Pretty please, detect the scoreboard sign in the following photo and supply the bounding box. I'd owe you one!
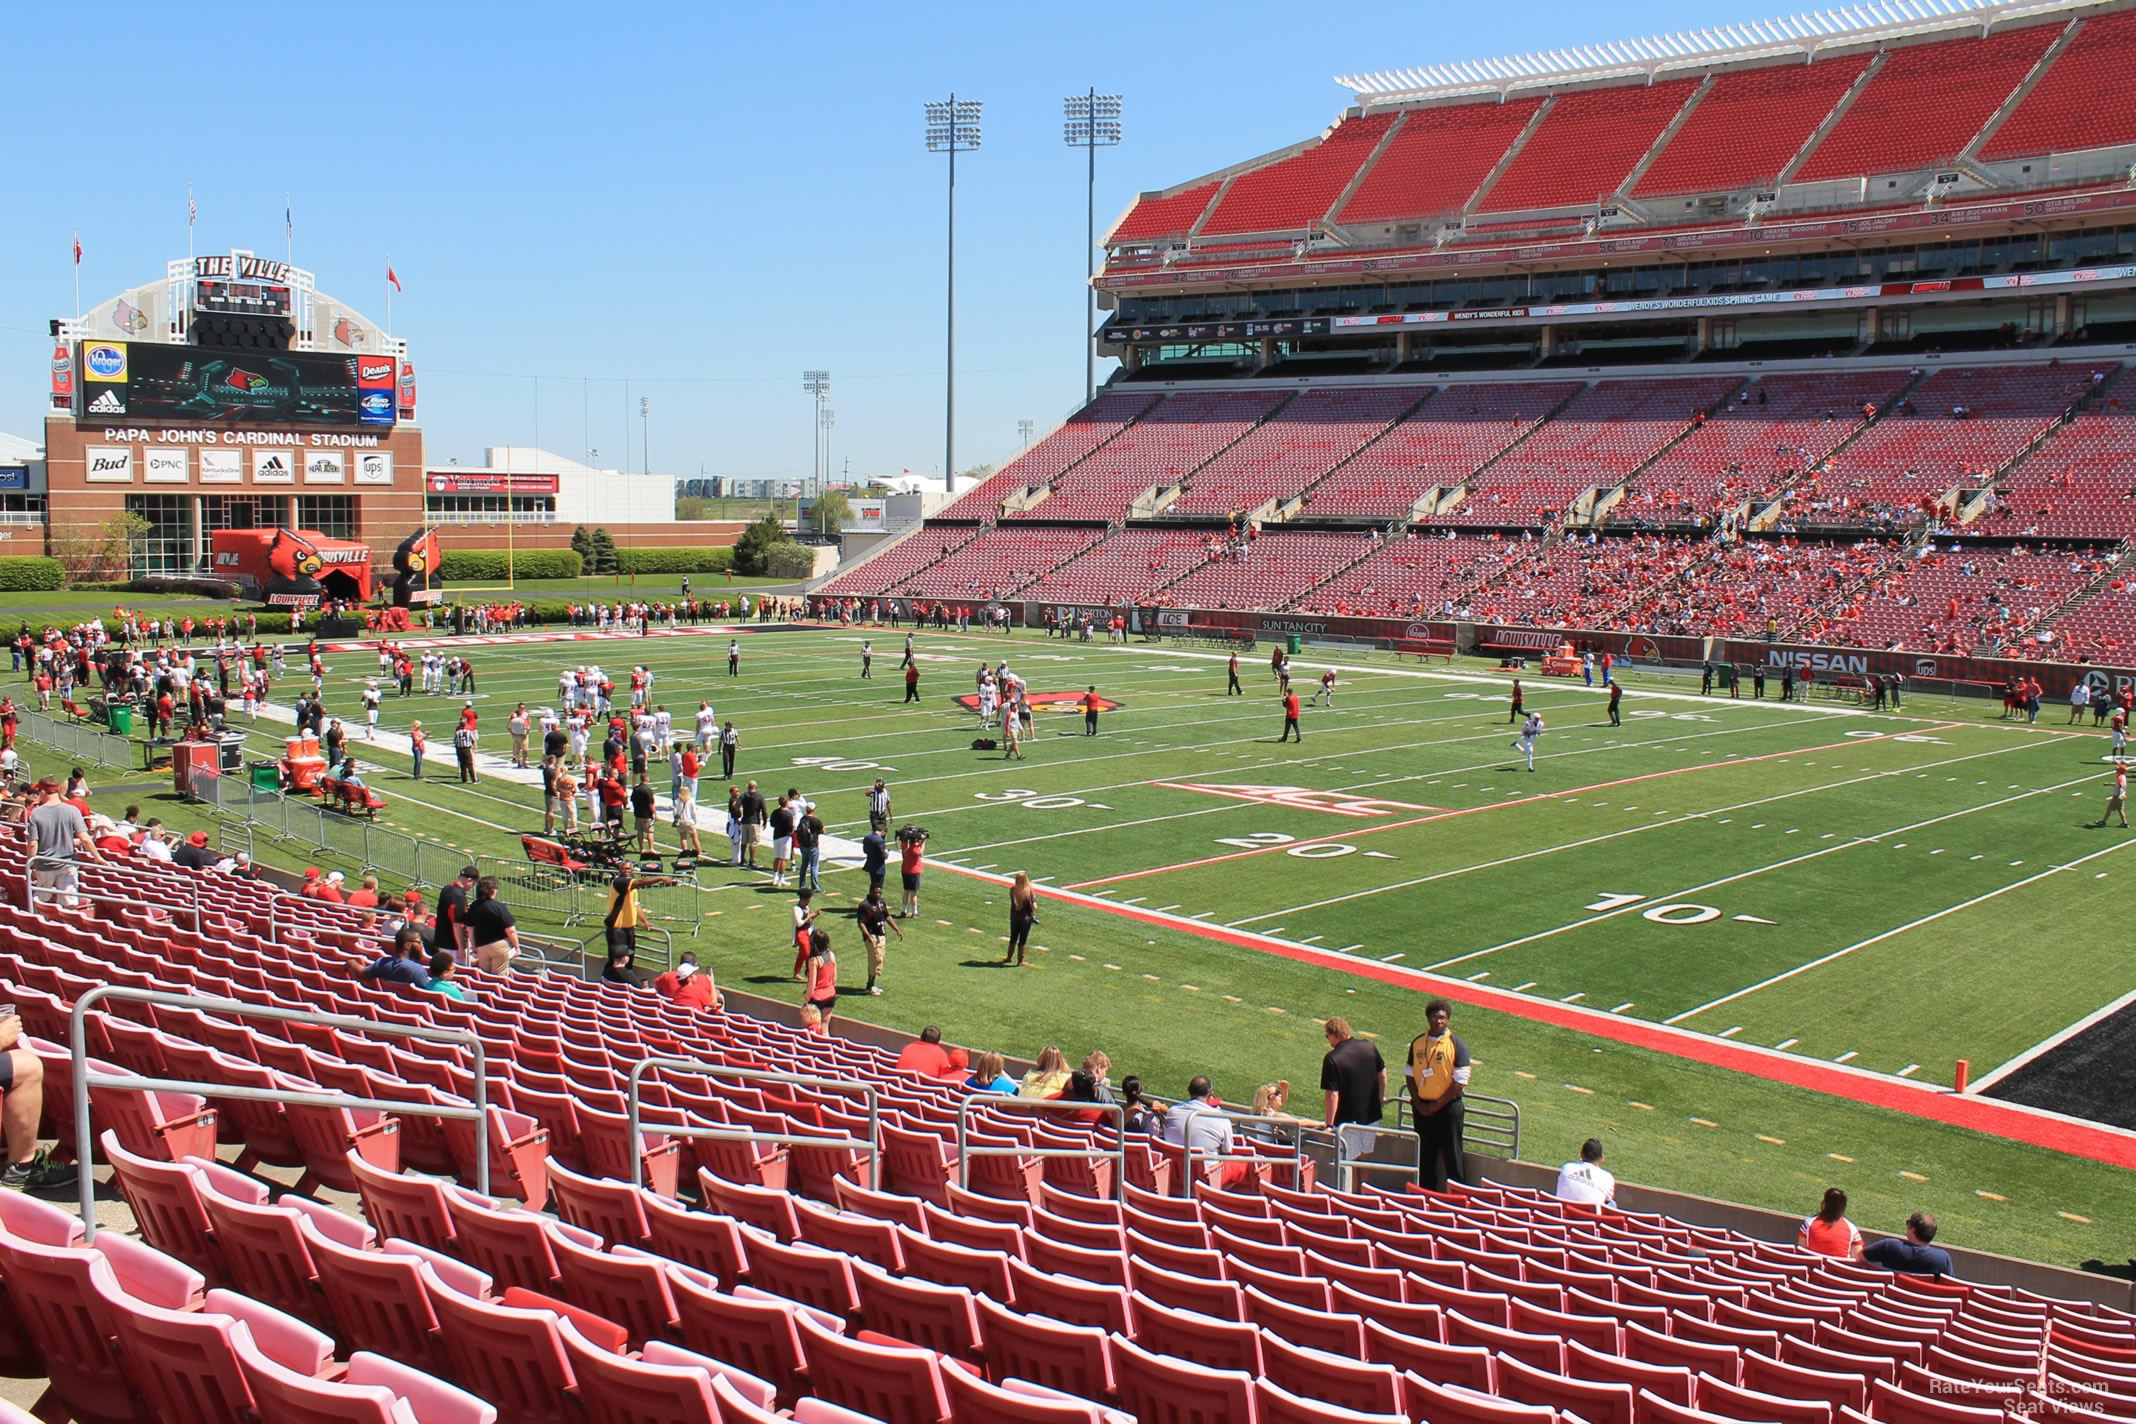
[81,343,396,429]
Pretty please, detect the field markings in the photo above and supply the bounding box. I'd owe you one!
[1072,721,1969,893]
[1664,831,2136,1026]
[1419,770,2099,979]
[1968,983,2136,1093]
[1228,739,2037,926]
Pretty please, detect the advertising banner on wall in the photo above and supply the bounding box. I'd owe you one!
[355,452,394,485]
[304,450,346,483]
[142,448,188,483]
[84,447,134,482]
[424,471,558,495]
[198,449,243,484]
[252,450,294,484]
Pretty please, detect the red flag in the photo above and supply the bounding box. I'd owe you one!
[386,265,402,292]
[72,232,81,266]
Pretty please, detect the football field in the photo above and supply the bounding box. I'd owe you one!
[174,621,2136,1262]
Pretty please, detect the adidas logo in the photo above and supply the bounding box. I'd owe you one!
[87,389,125,414]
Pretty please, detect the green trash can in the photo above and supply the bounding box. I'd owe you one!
[1717,664,1736,691]
[1286,633,1303,656]
[107,706,133,736]
[250,763,281,793]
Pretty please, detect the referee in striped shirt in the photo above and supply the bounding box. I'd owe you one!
[867,779,893,834]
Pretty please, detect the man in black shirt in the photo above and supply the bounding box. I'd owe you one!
[543,723,569,763]
[796,800,824,893]
[768,795,797,890]
[630,773,658,854]
[855,885,902,996]
[1321,1016,1387,1177]
[737,782,767,869]
[464,876,519,975]
[171,830,214,870]
[860,829,888,897]
[434,866,478,964]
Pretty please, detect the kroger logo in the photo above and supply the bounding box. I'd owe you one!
[85,344,126,378]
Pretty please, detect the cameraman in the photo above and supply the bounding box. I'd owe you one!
[897,824,927,919]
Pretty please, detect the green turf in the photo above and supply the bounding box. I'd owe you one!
[35,624,2136,1265]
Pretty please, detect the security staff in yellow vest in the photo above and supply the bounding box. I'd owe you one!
[1405,999,1471,1191]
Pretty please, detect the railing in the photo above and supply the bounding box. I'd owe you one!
[26,853,203,928]
[956,1097,1128,1201]
[579,923,674,976]
[1323,1120,1423,1193]
[624,1058,879,1191]
[1393,1090,1523,1162]
[13,708,136,769]
[1177,1109,1310,1191]
[69,984,494,1239]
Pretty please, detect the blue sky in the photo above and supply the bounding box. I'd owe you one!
[2,1,1780,488]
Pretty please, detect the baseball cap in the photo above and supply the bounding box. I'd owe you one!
[187,831,210,847]
[459,865,480,880]
[327,871,345,884]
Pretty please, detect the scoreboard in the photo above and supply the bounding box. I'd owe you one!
[194,278,292,317]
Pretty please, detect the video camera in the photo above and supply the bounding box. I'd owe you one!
[895,824,929,846]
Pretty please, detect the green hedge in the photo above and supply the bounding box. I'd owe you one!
[438,549,583,581]
[0,558,65,591]
[615,547,735,575]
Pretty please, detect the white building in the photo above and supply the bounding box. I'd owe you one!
[423,447,680,526]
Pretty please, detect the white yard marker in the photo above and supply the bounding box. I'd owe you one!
[1380,952,1406,963]
[1897,1064,1921,1078]
[1719,1026,1743,1038]
[1611,1002,1635,1013]
[1561,992,1585,1003]
[1513,981,1538,992]
[1336,944,1365,954]
[1467,971,1492,981]
[1775,1038,1799,1050]
[1834,1050,1858,1063]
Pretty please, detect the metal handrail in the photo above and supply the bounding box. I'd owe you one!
[1174,1108,1310,1189]
[69,984,494,1238]
[1392,1090,1523,1162]
[578,923,674,975]
[956,1097,1128,1201]
[625,1057,879,1191]
[1323,1120,1424,1192]
[27,853,202,928]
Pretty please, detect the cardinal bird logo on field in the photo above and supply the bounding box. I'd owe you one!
[954,691,1119,714]
[263,528,326,605]
[391,527,443,607]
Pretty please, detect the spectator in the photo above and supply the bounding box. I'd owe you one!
[1321,1016,1386,1164]
[171,829,213,871]
[434,865,478,964]
[28,779,102,908]
[1555,1138,1617,1206]
[426,953,473,1002]
[358,929,433,988]
[1406,999,1471,1192]
[1120,1075,1166,1135]
[136,821,172,863]
[1081,1051,1116,1103]
[0,1009,51,1191]
[653,952,720,1010]
[464,876,520,975]
[345,874,380,910]
[964,1051,1018,1095]
[1798,1187,1864,1259]
[1249,1082,1311,1142]
[1161,1076,1246,1186]
[1063,1070,1109,1126]
[1864,1211,1954,1277]
[895,1025,953,1078]
[802,929,837,1032]
[1019,1045,1071,1099]
[319,871,348,904]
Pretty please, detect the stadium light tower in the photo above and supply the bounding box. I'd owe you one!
[802,370,831,499]
[1064,89,1122,405]
[1017,418,1035,449]
[820,407,836,497]
[925,94,981,492]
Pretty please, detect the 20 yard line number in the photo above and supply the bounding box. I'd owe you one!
[975,787,1097,810]
[1215,831,1365,859]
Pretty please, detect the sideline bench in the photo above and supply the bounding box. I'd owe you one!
[319,776,388,820]
[522,835,597,877]
[1386,638,1456,663]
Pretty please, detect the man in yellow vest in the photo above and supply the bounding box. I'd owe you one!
[1406,999,1471,1191]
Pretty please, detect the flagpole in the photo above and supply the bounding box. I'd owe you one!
[385,258,392,336]
[72,229,79,320]
[285,196,292,266]
[187,183,194,265]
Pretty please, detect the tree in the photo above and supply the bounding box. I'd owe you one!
[731,512,797,576]
[569,525,594,563]
[54,511,149,585]
[808,490,854,537]
[958,463,995,487]
[588,527,621,575]
[675,496,717,521]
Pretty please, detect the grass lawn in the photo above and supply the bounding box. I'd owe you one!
[27,623,2136,1266]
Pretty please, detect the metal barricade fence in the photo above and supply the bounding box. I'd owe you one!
[956,1097,1127,1200]
[70,984,495,1238]
[18,709,135,769]
[624,1059,880,1191]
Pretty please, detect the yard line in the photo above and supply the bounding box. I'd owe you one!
[1424,771,2099,978]
[1898,1064,1921,1078]
[1664,834,2136,1025]
[1231,740,2035,925]
[1775,1038,1799,1050]
[1969,985,2136,1092]
[1834,1051,1858,1063]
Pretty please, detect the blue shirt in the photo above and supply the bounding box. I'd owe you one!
[360,955,431,989]
[1864,1238,1955,1277]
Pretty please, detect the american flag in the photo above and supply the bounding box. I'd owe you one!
[187,188,196,227]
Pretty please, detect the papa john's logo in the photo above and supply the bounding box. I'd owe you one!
[954,691,1120,714]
